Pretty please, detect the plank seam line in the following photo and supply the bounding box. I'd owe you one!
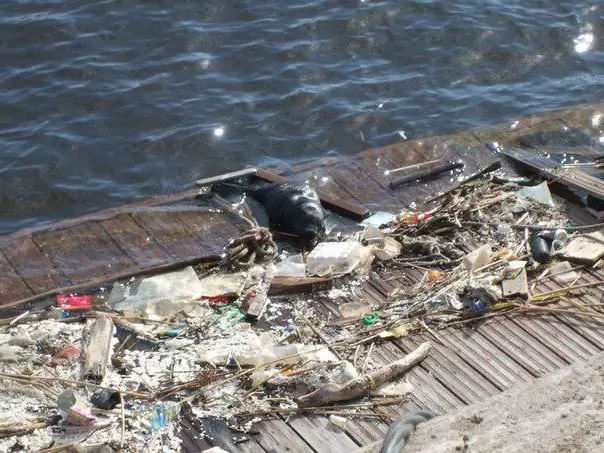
[474,329,541,378]
[0,248,35,296]
[95,220,138,269]
[391,341,470,406]
[30,233,74,286]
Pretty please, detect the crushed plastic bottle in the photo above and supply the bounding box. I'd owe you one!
[306,241,364,276]
[150,401,181,431]
[109,267,207,321]
[273,254,306,278]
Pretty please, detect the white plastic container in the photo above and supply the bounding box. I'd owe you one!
[306,241,364,276]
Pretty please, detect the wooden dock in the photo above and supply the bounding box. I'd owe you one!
[1,102,604,452]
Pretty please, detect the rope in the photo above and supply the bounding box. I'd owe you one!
[461,220,604,232]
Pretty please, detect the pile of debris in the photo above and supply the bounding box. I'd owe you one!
[1,164,603,453]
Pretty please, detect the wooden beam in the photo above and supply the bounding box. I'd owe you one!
[83,317,114,383]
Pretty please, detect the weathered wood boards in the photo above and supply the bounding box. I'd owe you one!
[502,148,604,202]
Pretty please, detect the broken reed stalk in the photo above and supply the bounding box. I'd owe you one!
[0,420,47,439]
[239,397,405,417]
[304,318,342,360]
[297,342,431,407]
[0,372,149,399]
[519,305,604,319]
[531,280,604,301]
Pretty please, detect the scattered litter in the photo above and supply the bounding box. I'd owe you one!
[273,254,306,277]
[329,414,348,430]
[90,389,121,410]
[57,389,97,427]
[2,156,603,453]
[50,344,81,366]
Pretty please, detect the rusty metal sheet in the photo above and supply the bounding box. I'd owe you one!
[2,236,70,293]
[31,222,134,285]
[0,250,34,304]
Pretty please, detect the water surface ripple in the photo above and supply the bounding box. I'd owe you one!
[1,0,602,233]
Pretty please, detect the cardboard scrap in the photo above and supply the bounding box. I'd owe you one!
[561,230,604,264]
[463,244,492,271]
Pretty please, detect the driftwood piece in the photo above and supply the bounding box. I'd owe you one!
[297,342,431,407]
[389,161,464,189]
[83,317,114,383]
[268,276,332,295]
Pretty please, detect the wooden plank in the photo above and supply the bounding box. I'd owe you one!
[82,317,114,383]
[472,118,567,145]
[326,161,405,212]
[32,222,134,285]
[0,250,34,304]
[255,418,314,453]
[378,342,463,413]
[447,327,534,384]
[475,322,553,377]
[502,148,604,201]
[173,210,244,257]
[532,278,604,351]
[490,319,568,369]
[2,236,71,293]
[512,315,594,362]
[399,335,499,403]
[389,161,465,189]
[287,415,360,453]
[130,210,221,262]
[99,213,171,267]
[430,329,513,391]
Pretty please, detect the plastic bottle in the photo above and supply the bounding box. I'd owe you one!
[531,236,551,264]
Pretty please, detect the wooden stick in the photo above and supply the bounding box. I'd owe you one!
[83,317,114,383]
[423,160,502,205]
[297,342,431,407]
[531,280,604,301]
[389,161,464,189]
[304,319,343,360]
[385,159,442,175]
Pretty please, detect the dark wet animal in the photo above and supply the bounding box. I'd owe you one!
[380,410,436,453]
[213,180,326,246]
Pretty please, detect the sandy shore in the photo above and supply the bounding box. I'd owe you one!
[403,352,604,453]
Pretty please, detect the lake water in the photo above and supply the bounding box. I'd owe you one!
[1,0,602,233]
